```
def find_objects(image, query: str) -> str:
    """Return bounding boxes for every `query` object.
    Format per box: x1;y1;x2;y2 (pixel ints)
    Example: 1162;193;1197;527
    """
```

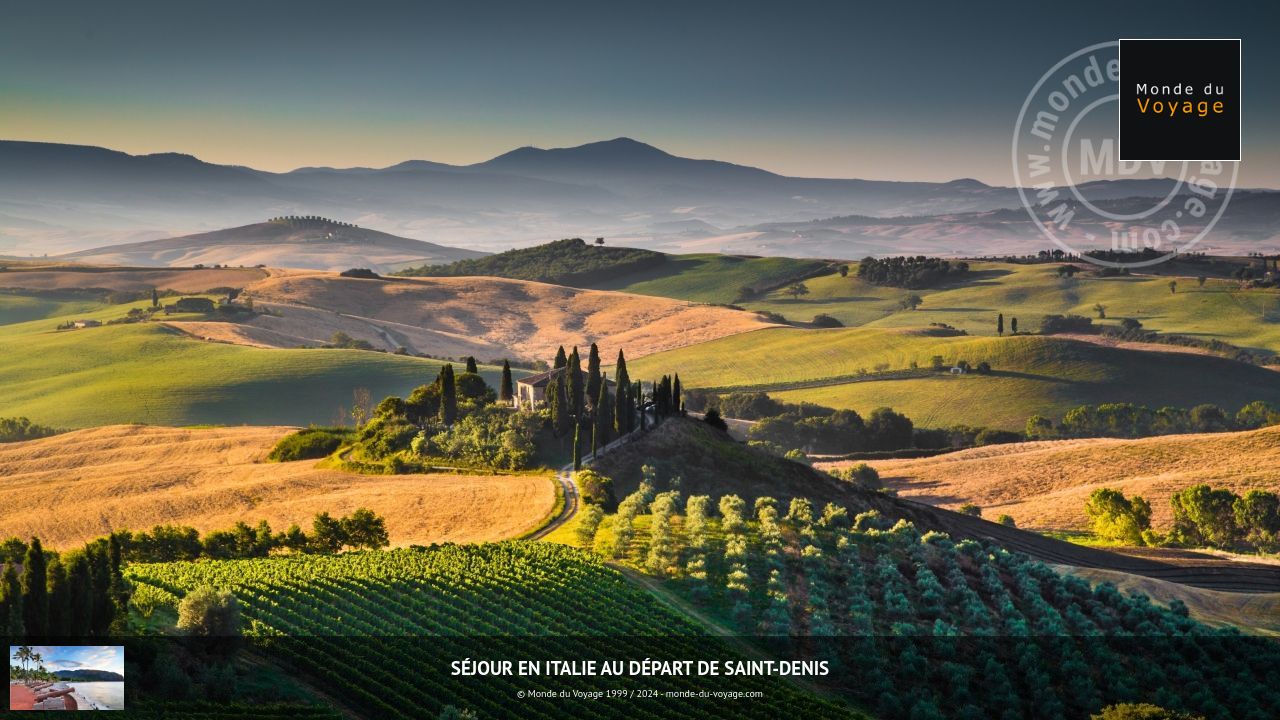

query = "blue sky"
1;0;1277;185
9;646;124;676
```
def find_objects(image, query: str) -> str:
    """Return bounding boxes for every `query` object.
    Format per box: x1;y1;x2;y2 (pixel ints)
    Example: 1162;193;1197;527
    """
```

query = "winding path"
525;465;578;540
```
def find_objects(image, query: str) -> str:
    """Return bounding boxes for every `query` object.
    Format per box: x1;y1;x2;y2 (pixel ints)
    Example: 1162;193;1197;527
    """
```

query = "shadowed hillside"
60;217;485;272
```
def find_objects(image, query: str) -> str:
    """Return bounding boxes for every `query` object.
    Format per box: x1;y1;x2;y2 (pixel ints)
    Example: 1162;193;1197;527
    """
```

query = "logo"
1012;41;1238;268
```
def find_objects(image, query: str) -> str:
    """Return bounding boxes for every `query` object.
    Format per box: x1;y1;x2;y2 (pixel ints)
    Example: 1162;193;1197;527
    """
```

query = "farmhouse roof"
516;366;619;388
517;368;563;388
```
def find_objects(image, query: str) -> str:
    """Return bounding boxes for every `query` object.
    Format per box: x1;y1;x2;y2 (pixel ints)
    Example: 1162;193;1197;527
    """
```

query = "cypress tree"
46;558;69;636
586;343;602;409
89;544;113;636
438;364;457;425
499;360;514;403
66;552;92;637
638;382;648;431
2;565;22;635
673;374;682;415
21;537;48;636
465;356;479;374
572;420;582;471
997;313;1004;336
567;347;585;419
548;374;571;436
151;287;159;308
593;371;609;450
614;350;631;435
1011;318;1018;334
553;346;567;369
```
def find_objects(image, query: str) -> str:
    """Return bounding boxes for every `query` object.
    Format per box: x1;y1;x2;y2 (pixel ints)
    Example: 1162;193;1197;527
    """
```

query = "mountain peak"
479;137;672;167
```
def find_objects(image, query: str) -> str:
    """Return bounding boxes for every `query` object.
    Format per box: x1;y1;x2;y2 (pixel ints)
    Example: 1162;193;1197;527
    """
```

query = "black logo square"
1119;39;1240;161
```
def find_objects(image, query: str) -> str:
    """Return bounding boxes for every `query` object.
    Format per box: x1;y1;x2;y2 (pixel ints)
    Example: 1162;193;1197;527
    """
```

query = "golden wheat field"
0;425;556;548
817;426;1280;531
170;270;776;362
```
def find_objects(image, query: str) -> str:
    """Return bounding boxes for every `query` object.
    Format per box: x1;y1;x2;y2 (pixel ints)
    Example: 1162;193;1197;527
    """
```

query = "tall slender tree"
88;544;113;636
572;420;582;471
46;558;69;637
567;347;585;419
594;372;612;453
66;552;92;637
637;381;648;431
997;313;1004;336
438;364;458;425
548;374;571;436
465;356;479;374
2;565;22;635
586;344;602;409
553;346;567;369
21;538;48;636
673;374;682;414
614;350;631;434
499;360;514;404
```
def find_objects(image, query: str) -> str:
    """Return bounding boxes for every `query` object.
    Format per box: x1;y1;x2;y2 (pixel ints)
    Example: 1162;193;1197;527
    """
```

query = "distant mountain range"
61;217;485;272
53;669;124;682
1;138;1277;260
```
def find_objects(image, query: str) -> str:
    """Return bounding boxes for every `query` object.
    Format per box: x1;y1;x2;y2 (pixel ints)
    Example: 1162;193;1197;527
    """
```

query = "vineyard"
126;543;863;719
583;479;1280;720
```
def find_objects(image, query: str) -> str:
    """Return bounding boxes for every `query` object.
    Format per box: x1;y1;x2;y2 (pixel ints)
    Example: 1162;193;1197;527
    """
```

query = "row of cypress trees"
0;535;126;638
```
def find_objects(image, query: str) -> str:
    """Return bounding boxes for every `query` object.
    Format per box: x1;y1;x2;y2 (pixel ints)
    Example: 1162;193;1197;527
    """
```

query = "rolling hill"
60;217;485;272
739;261;1280;353
0;425;554;548
175;270;778;363
819;425;1280;532
582;417;1280;594
0;305;497;427
629;327;1280;429
402;237;832;305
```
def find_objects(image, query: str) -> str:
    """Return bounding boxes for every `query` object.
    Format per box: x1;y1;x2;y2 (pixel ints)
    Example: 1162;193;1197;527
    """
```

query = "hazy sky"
2;0;1277;185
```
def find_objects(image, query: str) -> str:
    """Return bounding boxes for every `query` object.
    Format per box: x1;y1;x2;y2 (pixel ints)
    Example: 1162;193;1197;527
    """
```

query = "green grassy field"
586;253;829;304
0;307;505;428
631;327;1280;429
0;293;107;325
742;262;1280;352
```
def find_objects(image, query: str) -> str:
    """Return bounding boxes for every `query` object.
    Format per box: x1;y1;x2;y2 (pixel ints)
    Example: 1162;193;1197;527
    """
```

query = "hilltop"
0;425;554;548
398;236;666;284
59;217;486;272
822;424;1280;531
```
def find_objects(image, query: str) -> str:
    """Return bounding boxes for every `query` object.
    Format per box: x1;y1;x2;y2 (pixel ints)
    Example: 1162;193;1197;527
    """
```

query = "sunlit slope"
816;424;1280;532
0;425;554;548
741;262;1280;352
584;253;828;304
0;320;483;428
631;327;1280;429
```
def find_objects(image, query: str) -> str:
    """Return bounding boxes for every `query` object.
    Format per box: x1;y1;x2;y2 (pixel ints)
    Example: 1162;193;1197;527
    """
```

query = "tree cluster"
398;237;666;285
1085;484;1280;551
0;417;58;443
856;256;969;289
0;535;125;637
1026;401;1280;440
115;509;390;561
